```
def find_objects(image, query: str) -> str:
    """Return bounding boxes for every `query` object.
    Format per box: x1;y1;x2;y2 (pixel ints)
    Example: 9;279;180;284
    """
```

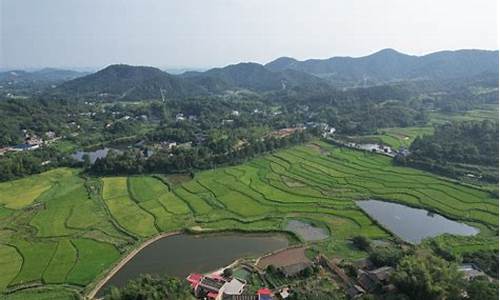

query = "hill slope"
266;49;499;86
54;65;206;100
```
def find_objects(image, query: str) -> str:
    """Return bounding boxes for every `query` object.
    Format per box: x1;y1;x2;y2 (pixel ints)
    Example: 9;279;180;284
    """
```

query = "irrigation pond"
97;233;289;295
357;200;479;244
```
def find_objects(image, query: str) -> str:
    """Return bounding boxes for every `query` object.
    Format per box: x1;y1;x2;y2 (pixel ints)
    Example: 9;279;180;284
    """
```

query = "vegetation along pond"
98;233;289;295
357;200;479;244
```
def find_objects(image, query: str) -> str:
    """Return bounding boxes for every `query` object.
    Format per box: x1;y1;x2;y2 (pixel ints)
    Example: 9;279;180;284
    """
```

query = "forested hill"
182;62;329;92
265;49;499;86
51;62;328;100
43;49;499;101
52;64;207;100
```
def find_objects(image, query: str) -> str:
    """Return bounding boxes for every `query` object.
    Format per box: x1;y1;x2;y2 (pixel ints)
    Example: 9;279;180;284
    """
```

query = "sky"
0;0;498;70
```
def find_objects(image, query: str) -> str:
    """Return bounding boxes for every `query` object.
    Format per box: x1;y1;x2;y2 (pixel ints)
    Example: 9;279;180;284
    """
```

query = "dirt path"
85;231;181;299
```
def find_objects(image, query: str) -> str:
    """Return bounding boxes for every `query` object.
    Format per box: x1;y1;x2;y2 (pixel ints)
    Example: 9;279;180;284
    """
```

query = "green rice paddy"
0;142;497;298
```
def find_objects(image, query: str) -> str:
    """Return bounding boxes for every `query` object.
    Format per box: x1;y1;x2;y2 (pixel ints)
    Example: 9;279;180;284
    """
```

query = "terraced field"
0;142;497;299
368;126;434;148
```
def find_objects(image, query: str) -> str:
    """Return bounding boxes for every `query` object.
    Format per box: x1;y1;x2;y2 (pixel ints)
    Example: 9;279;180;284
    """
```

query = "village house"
176;113;186;121
45;131;56;139
396;147;411;158
458;263;487;280
257;288;273;300
153;141;178;151
279;287;290;299
187;272;247;300
357;266;394;293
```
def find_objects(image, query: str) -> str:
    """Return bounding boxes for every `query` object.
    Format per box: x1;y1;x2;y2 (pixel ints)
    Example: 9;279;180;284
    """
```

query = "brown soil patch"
257;246;310;269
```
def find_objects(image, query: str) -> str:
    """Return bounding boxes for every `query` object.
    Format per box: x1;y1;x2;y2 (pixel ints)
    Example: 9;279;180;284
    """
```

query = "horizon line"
2;47;498;72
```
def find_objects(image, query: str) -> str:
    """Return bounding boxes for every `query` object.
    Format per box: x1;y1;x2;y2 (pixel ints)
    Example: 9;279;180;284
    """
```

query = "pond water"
357;200;479;244
97;233;289;295
71;147;153;164
70;148;114;164
286;220;329;241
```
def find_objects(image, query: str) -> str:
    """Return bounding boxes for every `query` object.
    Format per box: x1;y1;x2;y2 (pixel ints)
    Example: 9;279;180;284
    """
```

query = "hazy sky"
1;0;498;70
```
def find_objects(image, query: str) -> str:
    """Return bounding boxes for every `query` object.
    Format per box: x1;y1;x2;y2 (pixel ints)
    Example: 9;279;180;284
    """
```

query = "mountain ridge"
265;48;499;86
50;48;498;100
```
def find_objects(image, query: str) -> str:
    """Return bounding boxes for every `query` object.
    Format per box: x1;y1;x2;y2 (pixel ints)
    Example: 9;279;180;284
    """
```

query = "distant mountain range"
0;68;87;84
266;49;499;86
45;49;498;100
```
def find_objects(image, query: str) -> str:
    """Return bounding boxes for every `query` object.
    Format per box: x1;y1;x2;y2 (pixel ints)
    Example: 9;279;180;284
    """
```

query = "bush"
352;236;371;251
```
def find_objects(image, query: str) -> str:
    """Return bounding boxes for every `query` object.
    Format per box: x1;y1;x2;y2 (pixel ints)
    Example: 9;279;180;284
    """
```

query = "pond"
285;220;329;241
70;148;115;164
357;200;479;244
71;147;153;164
97;233;289;295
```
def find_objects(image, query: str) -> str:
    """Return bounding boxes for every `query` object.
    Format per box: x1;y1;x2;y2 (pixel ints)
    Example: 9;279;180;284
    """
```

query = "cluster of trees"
0;98;73;145
350;237;498;300
462;250;499;278
103;274;192;300
386;252;498;300
89;131;310;176
0;148;70;181
396;120;498;182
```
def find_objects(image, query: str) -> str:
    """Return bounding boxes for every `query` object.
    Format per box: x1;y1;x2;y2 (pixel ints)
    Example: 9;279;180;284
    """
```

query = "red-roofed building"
187;273;203;288
210;273;225;281
257;288;273;300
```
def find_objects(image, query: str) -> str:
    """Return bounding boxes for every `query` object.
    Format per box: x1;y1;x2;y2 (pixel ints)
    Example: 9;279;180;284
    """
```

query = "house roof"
257;288;272;295
358;271;378;292
459;264;486;280
187;273;203;283
222;278;246;295
199;276;225;292
209;273;225;281
368;266;394;282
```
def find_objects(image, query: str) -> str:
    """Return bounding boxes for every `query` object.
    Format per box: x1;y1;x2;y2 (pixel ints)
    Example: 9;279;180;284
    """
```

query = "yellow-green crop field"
0;142;497;299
